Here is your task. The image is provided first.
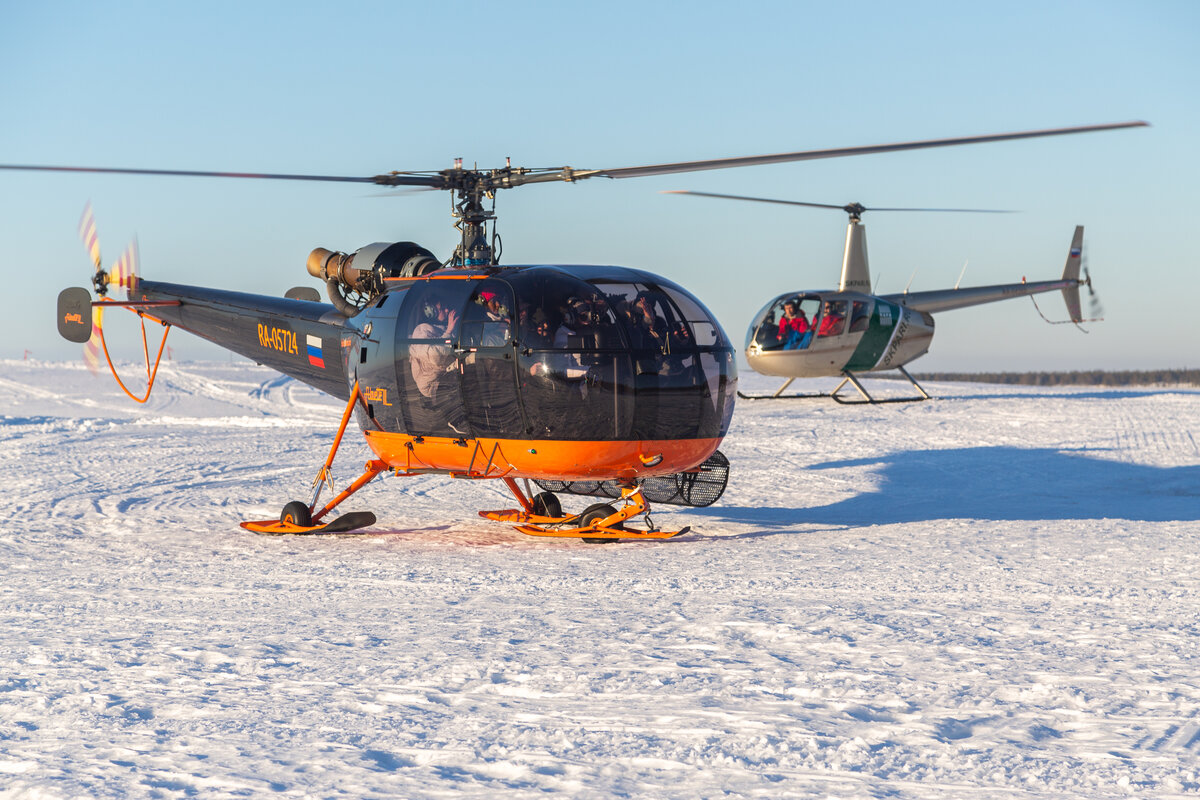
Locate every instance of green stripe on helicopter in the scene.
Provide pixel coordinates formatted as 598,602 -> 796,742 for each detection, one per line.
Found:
844,299 -> 901,371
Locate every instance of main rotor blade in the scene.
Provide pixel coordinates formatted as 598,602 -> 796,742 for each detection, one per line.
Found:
664,190 -> 1014,214
663,191 -> 848,210
0,163 -> 445,187
865,206 -> 1015,213
557,120 -> 1149,181
1,120 -> 1147,192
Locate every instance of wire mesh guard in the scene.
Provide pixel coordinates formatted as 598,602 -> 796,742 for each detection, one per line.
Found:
535,450 -> 729,508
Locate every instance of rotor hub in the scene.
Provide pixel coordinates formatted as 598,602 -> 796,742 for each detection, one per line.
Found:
843,202 -> 867,220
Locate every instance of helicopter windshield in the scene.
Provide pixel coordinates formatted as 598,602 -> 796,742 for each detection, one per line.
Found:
746,293 -> 821,351
390,267 -> 736,442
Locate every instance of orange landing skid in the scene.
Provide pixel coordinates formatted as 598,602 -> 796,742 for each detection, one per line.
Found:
240,382 -> 386,536
240,511 -> 377,536
512,523 -> 688,540
480,478 -> 691,540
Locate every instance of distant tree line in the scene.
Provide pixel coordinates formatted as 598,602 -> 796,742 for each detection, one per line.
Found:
901,369 -> 1200,387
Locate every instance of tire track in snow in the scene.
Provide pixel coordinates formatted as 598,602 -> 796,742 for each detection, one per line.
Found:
1101,397 -> 1199,465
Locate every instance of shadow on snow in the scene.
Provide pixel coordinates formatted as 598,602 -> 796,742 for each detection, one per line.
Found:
700,446 -> 1199,526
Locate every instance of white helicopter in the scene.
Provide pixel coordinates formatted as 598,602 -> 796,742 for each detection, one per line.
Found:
667,192 -> 1098,403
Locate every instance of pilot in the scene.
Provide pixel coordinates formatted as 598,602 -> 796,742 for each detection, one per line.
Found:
776,298 -> 809,349
478,290 -> 511,346
479,290 -> 504,318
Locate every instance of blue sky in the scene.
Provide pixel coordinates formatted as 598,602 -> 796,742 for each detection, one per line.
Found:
1,1 -> 1194,370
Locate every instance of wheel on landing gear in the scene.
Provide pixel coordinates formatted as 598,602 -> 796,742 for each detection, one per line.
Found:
580,502 -> 622,544
531,491 -> 562,518
280,501 -> 312,527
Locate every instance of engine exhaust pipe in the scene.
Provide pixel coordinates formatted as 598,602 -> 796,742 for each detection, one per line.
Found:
307,248 -> 367,317
306,247 -> 370,290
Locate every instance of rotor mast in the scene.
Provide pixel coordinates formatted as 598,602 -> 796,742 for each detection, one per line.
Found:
446,159 -> 498,266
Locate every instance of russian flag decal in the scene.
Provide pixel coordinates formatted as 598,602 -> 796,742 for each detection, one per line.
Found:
306,334 -> 325,368
1069,248 -> 1081,257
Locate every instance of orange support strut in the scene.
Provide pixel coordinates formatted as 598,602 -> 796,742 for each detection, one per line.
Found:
306,381 -> 386,523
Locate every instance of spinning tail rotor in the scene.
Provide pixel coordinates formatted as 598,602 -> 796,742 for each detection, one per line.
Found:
1083,264 -> 1104,321
1030,225 -> 1104,330
1059,261 -> 1106,332
59,206 -> 172,397
75,205 -> 141,373
77,203 -> 140,296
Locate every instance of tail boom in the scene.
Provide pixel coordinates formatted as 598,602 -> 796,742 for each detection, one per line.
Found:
883,225 -> 1087,320
131,280 -> 353,400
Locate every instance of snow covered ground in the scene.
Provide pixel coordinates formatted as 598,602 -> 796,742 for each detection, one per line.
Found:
1,359 -> 1198,799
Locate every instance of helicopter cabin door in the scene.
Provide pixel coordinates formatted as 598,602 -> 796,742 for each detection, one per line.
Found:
457,279 -> 524,438
394,279 -> 477,438
843,298 -> 902,372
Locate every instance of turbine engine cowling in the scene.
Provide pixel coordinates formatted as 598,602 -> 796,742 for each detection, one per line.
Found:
306,241 -> 440,316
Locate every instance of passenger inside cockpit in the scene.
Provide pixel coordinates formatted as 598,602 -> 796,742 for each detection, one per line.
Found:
817,301 -> 847,337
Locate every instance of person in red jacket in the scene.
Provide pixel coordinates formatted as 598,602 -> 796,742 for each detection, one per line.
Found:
818,301 -> 846,337
776,299 -> 809,349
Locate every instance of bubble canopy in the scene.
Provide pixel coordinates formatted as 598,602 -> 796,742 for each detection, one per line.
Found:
354,265 -> 738,442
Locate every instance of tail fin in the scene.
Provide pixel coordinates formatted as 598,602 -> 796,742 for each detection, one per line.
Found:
1061,225 -> 1084,323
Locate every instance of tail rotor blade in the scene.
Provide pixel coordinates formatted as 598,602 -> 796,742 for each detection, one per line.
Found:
83,304 -> 105,375
78,202 -> 102,273
76,203 -> 107,369
1084,265 -> 1104,318
78,204 -> 140,294
109,239 -> 140,291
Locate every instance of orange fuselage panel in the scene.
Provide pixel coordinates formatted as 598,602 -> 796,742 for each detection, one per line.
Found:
362,430 -> 720,482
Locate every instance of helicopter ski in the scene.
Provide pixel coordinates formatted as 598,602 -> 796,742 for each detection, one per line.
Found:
7,120 -> 1145,539
668,192 -> 1102,403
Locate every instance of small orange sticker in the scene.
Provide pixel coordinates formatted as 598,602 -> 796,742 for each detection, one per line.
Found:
364,386 -> 393,406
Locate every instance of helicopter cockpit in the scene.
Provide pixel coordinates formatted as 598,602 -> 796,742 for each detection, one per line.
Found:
745,292 -> 882,354
747,293 -> 820,351
356,266 -> 737,444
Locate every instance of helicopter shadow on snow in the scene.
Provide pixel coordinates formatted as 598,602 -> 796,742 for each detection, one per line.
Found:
692,446 -> 1199,530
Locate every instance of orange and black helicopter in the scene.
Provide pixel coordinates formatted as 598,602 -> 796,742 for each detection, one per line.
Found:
5,120 -> 1145,540
667,191 -> 1103,402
